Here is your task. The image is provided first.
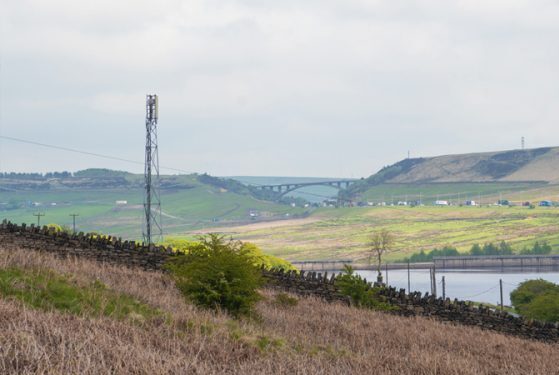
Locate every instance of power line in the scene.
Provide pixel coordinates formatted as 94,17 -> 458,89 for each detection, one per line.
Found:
0,135 -> 344,203
0,135 -> 191,174
463,284 -> 499,299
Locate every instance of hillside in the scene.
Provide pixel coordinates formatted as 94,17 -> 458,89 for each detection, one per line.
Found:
340,147 -> 559,204
0,169 -> 306,238
362,147 -> 559,186
203,206 -> 559,263
1,247 -> 557,374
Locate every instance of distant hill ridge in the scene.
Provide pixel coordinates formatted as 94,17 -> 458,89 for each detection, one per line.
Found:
367,146 -> 559,185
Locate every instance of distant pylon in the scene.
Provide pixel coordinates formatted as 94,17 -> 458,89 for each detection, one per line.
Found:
521,136 -> 525,150
143,94 -> 162,245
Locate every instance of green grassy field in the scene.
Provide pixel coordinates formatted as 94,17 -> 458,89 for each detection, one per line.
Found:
189,205 -> 559,262
0,175 -> 306,239
3,176 -> 559,261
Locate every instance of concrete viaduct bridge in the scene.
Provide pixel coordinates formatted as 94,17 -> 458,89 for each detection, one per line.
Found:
251,179 -> 356,197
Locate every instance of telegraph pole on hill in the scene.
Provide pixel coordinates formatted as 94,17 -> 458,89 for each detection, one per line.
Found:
33,212 -> 45,227
69,213 -> 79,233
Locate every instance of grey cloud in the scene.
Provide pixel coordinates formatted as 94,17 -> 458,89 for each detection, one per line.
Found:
0,1 -> 558,176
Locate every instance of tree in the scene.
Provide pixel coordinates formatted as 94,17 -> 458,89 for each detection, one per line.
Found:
521,294 -> 559,322
470,243 -> 483,255
511,279 -> 559,309
165,234 -> 264,317
368,229 -> 394,283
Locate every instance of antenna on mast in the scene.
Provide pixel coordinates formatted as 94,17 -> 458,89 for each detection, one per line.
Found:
143,94 -> 162,245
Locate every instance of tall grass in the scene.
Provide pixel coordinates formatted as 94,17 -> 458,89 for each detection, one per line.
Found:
0,246 -> 558,374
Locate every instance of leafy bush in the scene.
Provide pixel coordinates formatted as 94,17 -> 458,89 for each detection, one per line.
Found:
165,234 -> 264,317
520,294 -> 559,322
510,279 -> 559,322
46,223 -> 72,233
162,237 -> 296,271
335,265 -> 395,311
239,242 -> 296,271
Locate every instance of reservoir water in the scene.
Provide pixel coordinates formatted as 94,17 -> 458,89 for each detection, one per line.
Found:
355,268 -> 559,306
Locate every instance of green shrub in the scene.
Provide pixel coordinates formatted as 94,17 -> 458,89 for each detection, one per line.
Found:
46,223 -> 72,234
511,279 -> 559,322
166,234 -> 264,317
511,279 -> 559,309
521,294 -> 559,322
162,237 -> 296,271
239,242 -> 296,271
335,265 -> 395,311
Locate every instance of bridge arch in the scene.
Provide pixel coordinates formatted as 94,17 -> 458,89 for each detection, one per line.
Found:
252,180 -> 355,198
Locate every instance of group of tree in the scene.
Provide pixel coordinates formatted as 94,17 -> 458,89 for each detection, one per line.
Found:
511,279 -> 559,322
0,171 -> 73,179
0,169 -> 138,181
404,241 -> 553,263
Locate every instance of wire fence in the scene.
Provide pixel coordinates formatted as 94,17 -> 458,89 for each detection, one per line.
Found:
374,268 -> 555,307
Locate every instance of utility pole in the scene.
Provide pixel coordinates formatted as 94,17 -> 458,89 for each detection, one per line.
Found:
69,213 -> 79,233
521,136 -> 525,150
499,279 -> 504,311
143,94 -> 163,245
431,264 -> 437,298
385,263 -> 388,285
442,276 -> 446,299
407,260 -> 411,293
33,212 -> 45,227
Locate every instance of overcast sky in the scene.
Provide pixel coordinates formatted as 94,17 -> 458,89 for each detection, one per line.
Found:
1,1 -> 558,177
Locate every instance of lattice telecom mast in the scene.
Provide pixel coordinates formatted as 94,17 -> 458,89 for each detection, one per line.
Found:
143,94 -> 162,245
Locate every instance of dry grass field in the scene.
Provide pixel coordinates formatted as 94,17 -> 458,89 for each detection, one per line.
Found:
0,247 -> 558,374
193,206 -> 559,262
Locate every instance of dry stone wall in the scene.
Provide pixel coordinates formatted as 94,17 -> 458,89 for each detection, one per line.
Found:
0,221 -> 177,270
1,220 -> 558,342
